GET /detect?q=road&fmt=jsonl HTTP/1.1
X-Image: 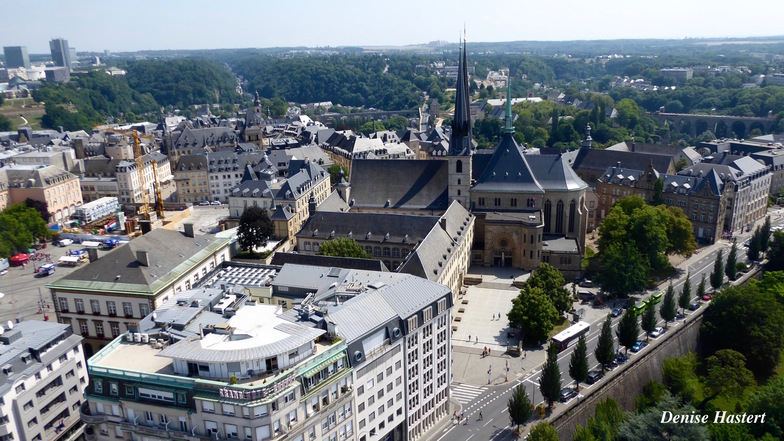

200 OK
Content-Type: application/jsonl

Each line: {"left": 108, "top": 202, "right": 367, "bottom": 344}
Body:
{"left": 439, "top": 210, "right": 775, "bottom": 441}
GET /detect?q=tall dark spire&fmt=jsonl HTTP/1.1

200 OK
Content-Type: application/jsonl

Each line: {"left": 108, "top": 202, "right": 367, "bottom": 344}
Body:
{"left": 503, "top": 72, "right": 514, "bottom": 135}
{"left": 449, "top": 32, "right": 473, "bottom": 156}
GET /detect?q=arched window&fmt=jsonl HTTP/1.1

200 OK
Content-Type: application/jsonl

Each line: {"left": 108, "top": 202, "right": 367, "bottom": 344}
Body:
{"left": 456, "top": 160, "right": 463, "bottom": 173}
{"left": 543, "top": 200, "right": 552, "bottom": 233}
{"left": 555, "top": 200, "right": 564, "bottom": 234}
{"left": 568, "top": 200, "right": 576, "bottom": 233}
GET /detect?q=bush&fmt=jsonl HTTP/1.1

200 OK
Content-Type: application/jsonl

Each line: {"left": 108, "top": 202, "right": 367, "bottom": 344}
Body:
{"left": 536, "top": 403, "right": 547, "bottom": 418}
{"left": 229, "top": 375, "right": 238, "bottom": 385}
{"left": 736, "top": 262, "right": 747, "bottom": 273}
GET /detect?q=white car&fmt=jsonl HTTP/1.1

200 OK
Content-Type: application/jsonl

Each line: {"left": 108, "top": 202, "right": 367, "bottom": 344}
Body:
{"left": 59, "top": 239, "right": 74, "bottom": 247}
{"left": 210, "top": 201, "right": 222, "bottom": 206}
{"left": 199, "top": 201, "right": 210, "bottom": 206}
{"left": 650, "top": 327, "right": 665, "bottom": 338}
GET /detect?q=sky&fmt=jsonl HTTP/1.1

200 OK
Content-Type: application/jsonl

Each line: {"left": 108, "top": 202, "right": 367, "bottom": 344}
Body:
{"left": 4, "top": 0, "right": 784, "bottom": 54}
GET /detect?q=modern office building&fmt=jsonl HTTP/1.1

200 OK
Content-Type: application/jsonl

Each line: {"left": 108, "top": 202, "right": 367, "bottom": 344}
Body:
{"left": 3, "top": 46, "right": 30, "bottom": 69}
{"left": 0, "top": 321, "right": 88, "bottom": 441}
{"left": 49, "top": 38, "right": 71, "bottom": 70}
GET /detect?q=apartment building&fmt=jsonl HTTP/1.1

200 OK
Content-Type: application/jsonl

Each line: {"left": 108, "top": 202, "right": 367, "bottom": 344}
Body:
{"left": 173, "top": 155, "right": 210, "bottom": 204}
{"left": 48, "top": 228, "right": 231, "bottom": 356}
{"left": 0, "top": 321, "right": 87, "bottom": 441}
{"left": 0, "top": 164, "right": 83, "bottom": 223}
{"left": 115, "top": 152, "right": 173, "bottom": 206}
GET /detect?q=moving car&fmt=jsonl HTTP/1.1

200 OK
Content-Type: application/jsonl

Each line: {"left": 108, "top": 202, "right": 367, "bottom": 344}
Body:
{"left": 650, "top": 327, "right": 665, "bottom": 338}
{"left": 587, "top": 370, "right": 604, "bottom": 384}
{"left": 611, "top": 307, "right": 623, "bottom": 317}
{"left": 631, "top": 341, "right": 648, "bottom": 353}
{"left": 559, "top": 388, "right": 579, "bottom": 402}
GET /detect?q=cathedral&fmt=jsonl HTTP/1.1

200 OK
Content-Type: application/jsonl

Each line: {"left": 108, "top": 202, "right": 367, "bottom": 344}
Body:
{"left": 345, "top": 40, "right": 588, "bottom": 278}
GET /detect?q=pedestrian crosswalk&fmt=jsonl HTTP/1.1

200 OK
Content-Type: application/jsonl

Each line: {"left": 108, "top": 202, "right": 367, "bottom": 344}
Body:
{"left": 450, "top": 383, "right": 486, "bottom": 404}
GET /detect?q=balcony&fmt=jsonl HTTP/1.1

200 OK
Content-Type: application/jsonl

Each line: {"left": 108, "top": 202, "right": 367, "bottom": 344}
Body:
{"left": 79, "top": 403, "right": 108, "bottom": 424}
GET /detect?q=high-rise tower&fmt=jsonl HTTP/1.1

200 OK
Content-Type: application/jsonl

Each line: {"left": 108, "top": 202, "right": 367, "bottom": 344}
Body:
{"left": 49, "top": 38, "right": 72, "bottom": 70}
{"left": 3, "top": 46, "right": 30, "bottom": 69}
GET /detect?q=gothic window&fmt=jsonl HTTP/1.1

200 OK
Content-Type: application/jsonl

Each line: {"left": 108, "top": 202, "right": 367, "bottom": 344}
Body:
{"left": 568, "top": 200, "right": 576, "bottom": 233}
{"left": 555, "top": 201, "right": 564, "bottom": 234}
{"left": 543, "top": 200, "right": 552, "bottom": 233}
{"left": 456, "top": 160, "right": 463, "bottom": 173}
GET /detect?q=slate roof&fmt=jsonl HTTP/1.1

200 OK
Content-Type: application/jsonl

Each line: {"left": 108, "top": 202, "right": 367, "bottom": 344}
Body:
{"left": 473, "top": 134, "right": 544, "bottom": 194}
{"left": 526, "top": 154, "right": 588, "bottom": 192}
{"left": 173, "top": 127, "right": 239, "bottom": 151}
{"left": 349, "top": 159, "right": 449, "bottom": 210}
{"left": 315, "top": 190, "right": 350, "bottom": 213}
{"left": 572, "top": 148, "right": 674, "bottom": 181}
{"left": 46, "top": 229, "right": 231, "bottom": 296}
{"left": 0, "top": 164, "right": 77, "bottom": 188}
{"left": 270, "top": 253, "right": 388, "bottom": 272}
{"left": 175, "top": 154, "right": 209, "bottom": 172}
{"left": 296, "top": 211, "right": 439, "bottom": 244}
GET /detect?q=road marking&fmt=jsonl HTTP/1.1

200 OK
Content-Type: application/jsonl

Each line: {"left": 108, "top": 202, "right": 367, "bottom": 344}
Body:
{"left": 451, "top": 383, "right": 488, "bottom": 405}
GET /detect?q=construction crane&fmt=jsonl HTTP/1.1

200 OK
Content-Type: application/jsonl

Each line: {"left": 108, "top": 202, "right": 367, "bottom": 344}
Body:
{"left": 151, "top": 160, "right": 165, "bottom": 219}
{"left": 132, "top": 130, "right": 152, "bottom": 225}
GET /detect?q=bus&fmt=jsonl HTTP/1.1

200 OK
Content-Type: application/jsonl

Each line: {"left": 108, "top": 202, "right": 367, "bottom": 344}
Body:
{"left": 633, "top": 302, "right": 648, "bottom": 317}
{"left": 551, "top": 321, "right": 591, "bottom": 352}
{"left": 649, "top": 292, "right": 663, "bottom": 305}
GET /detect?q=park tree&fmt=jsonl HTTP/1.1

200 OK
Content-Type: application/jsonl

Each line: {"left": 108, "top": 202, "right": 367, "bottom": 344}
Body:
{"left": 641, "top": 300, "right": 657, "bottom": 340}
{"left": 635, "top": 381, "right": 667, "bottom": 412}
{"left": 701, "top": 284, "right": 784, "bottom": 377}
{"left": 572, "top": 424, "right": 596, "bottom": 441}
{"left": 678, "top": 272, "right": 691, "bottom": 313}
{"left": 761, "top": 215, "right": 772, "bottom": 252}
{"left": 662, "top": 353, "right": 698, "bottom": 403}
{"left": 24, "top": 198, "right": 50, "bottom": 222}
{"left": 767, "top": 231, "right": 784, "bottom": 271}
{"left": 525, "top": 263, "right": 572, "bottom": 316}
{"left": 746, "top": 376, "right": 784, "bottom": 439}
{"left": 661, "top": 206, "right": 697, "bottom": 256}
{"left": 0, "top": 204, "right": 50, "bottom": 258}
{"left": 237, "top": 206, "right": 274, "bottom": 252}
{"left": 700, "top": 349, "right": 755, "bottom": 408}
{"left": 750, "top": 271, "right": 784, "bottom": 304}
{"left": 661, "top": 283, "right": 677, "bottom": 327}
{"left": 696, "top": 273, "right": 707, "bottom": 300}
{"left": 569, "top": 334, "right": 589, "bottom": 391}
{"left": 600, "top": 241, "right": 648, "bottom": 298}
{"left": 0, "top": 114, "right": 10, "bottom": 132}
{"left": 586, "top": 398, "right": 625, "bottom": 440}
{"left": 616, "top": 305, "right": 640, "bottom": 354}
{"left": 508, "top": 286, "right": 559, "bottom": 344}
{"left": 710, "top": 249, "right": 724, "bottom": 289}
{"left": 595, "top": 315, "right": 616, "bottom": 371}
{"left": 528, "top": 421, "right": 559, "bottom": 441}
{"left": 507, "top": 384, "right": 532, "bottom": 432}
{"left": 539, "top": 342, "right": 562, "bottom": 409}
{"left": 317, "top": 238, "right": 370, "bottom": 258}
{"left": 725, "top": 241, "right": 738, "bottom": 280}
{"left": 747, "top": 226, "right": 762, "bottom": 261}
{"left": 616, "top": 393, "right": 709, "bottom": 441}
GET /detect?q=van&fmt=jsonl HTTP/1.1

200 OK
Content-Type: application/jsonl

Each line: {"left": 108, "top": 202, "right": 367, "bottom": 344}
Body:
{"left": 37, "top": 263, "right": 56, "bottom": 276}
{"left": 0, "top": 258, "right": 9, "bottom": 272}
{"left": 578, "top": 290, "right": 595, "bottom": 301}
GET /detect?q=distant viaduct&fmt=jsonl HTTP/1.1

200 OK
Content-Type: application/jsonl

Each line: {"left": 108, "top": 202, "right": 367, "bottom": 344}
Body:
{"left": 651, "top": 112, "right": 776, "bottom": 139}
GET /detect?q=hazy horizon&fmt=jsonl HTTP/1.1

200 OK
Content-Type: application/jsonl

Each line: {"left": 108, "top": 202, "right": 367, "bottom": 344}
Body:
{"left": 3, "top": 0, "right": 784, "bottom": 54}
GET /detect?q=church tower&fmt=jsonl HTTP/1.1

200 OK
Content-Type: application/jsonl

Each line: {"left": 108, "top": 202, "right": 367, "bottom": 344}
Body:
{"left": 581, "top": 124, "right": 592, "bottom": 149}
{"left": 447, "top": 34, "right": 473, "bottom": 208}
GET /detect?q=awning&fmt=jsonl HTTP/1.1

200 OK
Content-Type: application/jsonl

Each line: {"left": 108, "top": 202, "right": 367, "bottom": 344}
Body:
{"left": 59, "top": 256, "right": 79, "bottom": 263}
{"left": 301, "top": 353, "right": 344, "bottom": 379}
{"left": 82, "top": 241, "right": 101, "bottom": 248}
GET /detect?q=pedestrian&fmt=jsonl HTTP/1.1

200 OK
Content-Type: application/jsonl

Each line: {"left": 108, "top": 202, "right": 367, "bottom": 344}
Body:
{"left": 492, "top": 313, "right": 495, "bottom": 320}
{"left": 479, "top": 411, "right": 483, "bottom": 420}
{"left": 498, "top": 312, "right": 501, "bottom": 320}
{"left": 489, "top": 348, "right": 491, "bottom": 355}
{"left": 468, "top": 334, "right": 471, "bottom": 342}
{"left": 475, "top": 336, "right": 478, "bottom": 343}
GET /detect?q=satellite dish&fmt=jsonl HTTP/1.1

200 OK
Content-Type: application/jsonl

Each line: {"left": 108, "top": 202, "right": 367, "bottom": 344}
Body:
{"left": 6, "top": 321, "right": 13, "bottom": 330}
{"left": 0, "top": 326, "right": 5, "bottom": 334}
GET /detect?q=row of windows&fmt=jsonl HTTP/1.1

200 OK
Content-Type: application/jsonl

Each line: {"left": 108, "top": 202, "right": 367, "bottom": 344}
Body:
{"left": 59, "top": 298, "right": 149, "bottom": 317}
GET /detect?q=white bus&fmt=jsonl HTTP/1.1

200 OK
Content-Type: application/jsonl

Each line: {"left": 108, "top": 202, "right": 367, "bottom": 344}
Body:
{"left": 551, "top": 321, "right": 591, "bottom": 352}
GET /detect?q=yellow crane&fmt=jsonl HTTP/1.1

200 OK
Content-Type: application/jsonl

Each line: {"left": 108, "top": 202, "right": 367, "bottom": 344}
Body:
{"left": 151, "top": 160, "right": 165, "bottom": 219}
{"left": 132, "top": 130, "right": 151, "bottom": 221}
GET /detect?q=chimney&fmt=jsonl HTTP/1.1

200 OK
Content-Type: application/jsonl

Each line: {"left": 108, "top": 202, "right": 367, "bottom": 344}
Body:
{"left": 136, "top": 250, "right": 150, "bottom": 267}
{"left": 183, "top": 223, "right": 195, "bottom": 238}
{"left": 87, "top": 248, "right": 99, "bottom": 263}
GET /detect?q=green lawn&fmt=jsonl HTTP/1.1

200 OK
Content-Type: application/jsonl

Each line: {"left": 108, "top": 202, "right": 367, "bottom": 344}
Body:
{"left": 1, "top": 97, "right": 35, "bottom": 109}
{"left": 11, "top": 114, "right": 42, "bottom": 129}
{"left": 548, "top": 317, "right": 571, "bottom": 338}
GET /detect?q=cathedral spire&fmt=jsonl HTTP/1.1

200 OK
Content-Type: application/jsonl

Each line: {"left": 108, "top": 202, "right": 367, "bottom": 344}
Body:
{"left": 449, "top": 29, "right": 473, "bottom": 156}
{"left": 503, "top": 73, "right": 514, "bottom": 135}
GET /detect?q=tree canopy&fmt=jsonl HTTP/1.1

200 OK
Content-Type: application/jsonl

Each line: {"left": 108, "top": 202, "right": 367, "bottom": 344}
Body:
{"left": 527, "top": 421, "right": 559, "bottom": 441}
{"left": 508, "top": 286, "right": 560, "bottom": 344}
{"left": 701, "top": 349, "right": 755, "bottom": 406}
{"left": 595, "top": 315, "right": 616, "bottom": 371}
{"left": 507, "top": 384, "right": 532, "bottom": 431}
{"left": 660, "top": 283, "right": 677, "bottom": 326}
{"left": 0, "top": 204, "right": 50, "bottom": 258}
{"left": 539, "top": 342, "right": 562, "bottom": 408}
{"left": 125, "top": 59, "right": 240, "bottom": 108}
{"left": 237, "top": 206, "right": 274, "bottom": 252}
{"left": 316, "top": 238, "right": 370, "bottom": 259}
{"left": 569, "top": 334, "right": 589, "bottom": 390}
{"left": 524, "top": 263, "right": 572, "bottom": 316}
{"left": 701, "top": 283, "right": 784, "bottom": 377}
{"left": 616, "top": 306, "right": 640, "bottom": 353}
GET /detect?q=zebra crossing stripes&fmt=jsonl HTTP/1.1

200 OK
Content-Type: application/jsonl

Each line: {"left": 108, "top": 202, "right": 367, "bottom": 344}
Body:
{"left": 450, "top": 383, "right": 486, "bottom": 404}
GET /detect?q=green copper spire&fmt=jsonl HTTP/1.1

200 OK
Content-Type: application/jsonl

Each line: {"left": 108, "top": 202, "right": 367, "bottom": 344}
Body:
{"left": 503, "top": 72, "right": 515, "bottom": 134}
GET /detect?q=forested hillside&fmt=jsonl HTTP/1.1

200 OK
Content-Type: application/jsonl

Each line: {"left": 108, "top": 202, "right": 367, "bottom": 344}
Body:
{"left": 125, "top": 59, "right": 240, "bottom": 108}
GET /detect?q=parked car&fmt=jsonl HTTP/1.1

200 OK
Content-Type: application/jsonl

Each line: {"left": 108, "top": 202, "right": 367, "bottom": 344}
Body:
{"left": 624, "top": 299, "right": 635, "bottom": 309}
{"left": 611, "top": 307, "right": 623, "bottom": 317}
{"left": 702, "top": 294, "right": 712, "bottom": 301}
{"left": 650, "top": 327, "right": 665, "bottom": 338}
{"left": 578, "top": 290, "right": 595, "bottom": 302}
{"left": 631, "top": 341, "right": 648, "bottom": 353}
{"left": 58, "top": 239, "right": 74, "bottom": 247}
{"left": 559, "top": 388, "right": 579, "bottom": 402}
{"left": 689, "top": 302, "right": 700, "bottom": 311}
{"left": 36, "top": 263, "right": 56, "bottom": 276}
{"left": 579, "top": 279, "right": 594, "bottom": 288}
{"left": 587, "top": 370, "right": 604, "bottom": 384}
{"left": 614, "top": 351, "right": 629, "bottom": 365}
{"left": 210, "top": 201, "right": 222, "bottom": 206}
{"left": 199, "top": 201, "right": 210, "bottom": 206}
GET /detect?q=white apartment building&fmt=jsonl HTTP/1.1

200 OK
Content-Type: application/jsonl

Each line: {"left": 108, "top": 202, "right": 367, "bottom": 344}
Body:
{"left": 115, "top": 152, "right": 173, "bottom": 206}
{"left": 0, "top": 321, "right": 88, "bottom": 441}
